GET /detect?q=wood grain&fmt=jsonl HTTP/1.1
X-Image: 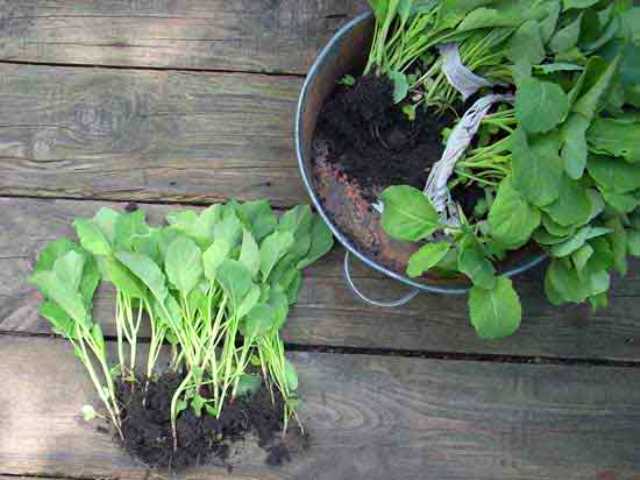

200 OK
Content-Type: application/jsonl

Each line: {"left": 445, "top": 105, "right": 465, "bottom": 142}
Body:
{"left": 1, "top": 335, "right": 639, "bottom": 480}
{"left": 0, "top": 1, "right": 366, "bottom": 74}
{"left": 2, "top": 196, "right": 640, "bottom": 361}
{"left": 0, "top": 63, "right": 308, "bottom": 206}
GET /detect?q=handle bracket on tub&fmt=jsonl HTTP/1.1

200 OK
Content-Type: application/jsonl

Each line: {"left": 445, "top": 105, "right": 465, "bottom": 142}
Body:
{"left": 343, "top": 251, "right": 420, "bottom": 308}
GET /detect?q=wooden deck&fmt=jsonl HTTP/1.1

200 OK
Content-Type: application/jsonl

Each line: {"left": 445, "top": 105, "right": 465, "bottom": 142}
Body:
{"left": 0, "top": 3, "right": 639, "bottom": 479}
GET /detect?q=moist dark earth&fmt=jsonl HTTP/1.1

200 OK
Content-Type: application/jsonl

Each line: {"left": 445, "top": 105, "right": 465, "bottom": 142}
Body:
{"left": 314, "top": 74, "right": 454, "bottom": 200}
{"left": 116, "top": 373, "right": 300, "bottom": 470}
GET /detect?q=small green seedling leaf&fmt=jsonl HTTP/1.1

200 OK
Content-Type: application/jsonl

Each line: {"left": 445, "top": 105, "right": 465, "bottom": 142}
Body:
{"left": 381, "top": 185, "right": 440, "bottom": 241}
{"left": 165, "top": 236, "right": 203, "bottom": 295}
{"left": 81, "top": 405, "right": 97, "bottom": 422}
{"left": 284, "top": 359, "right": 299, "bottom": 391}
{"left": 239, "top": 229, "right": 260, "bottom": 278}
{"left": 469, "top": 276, "right": 522, "bottom": 339}
{"left": 338, "top": 74, "right": 356, "bottom": 87}
{"left": 515, "top": 77, "right": 569, "bottom": 134}
{"left": 406, "top": 241, "right": 451, "bottom": 278}
{"left": 260, "top": 230, "right": 295, "bottom": 281}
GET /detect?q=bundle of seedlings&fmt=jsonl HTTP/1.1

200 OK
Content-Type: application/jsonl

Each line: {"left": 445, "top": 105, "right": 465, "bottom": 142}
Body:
{"left": 314, "top": 0, "right": 640, "bottom": 338}
{"left": 30, "top": 200, "right": 334, "bottom": 468}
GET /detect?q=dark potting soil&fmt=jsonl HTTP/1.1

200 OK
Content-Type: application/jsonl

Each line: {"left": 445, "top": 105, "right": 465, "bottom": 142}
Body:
{"left": 117, "top": 373, "right": 300, "bottom": 470}
{"left": 314, "top": 74, "right": 455, "bottom": 200}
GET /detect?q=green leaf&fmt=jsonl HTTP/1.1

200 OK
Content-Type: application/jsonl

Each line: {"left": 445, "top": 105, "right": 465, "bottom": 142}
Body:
{"left": 239, "top": 229, "right": 260, "bottom": 278}
{"left": 40, "top": 301, "right": 75, "bottom": 338}
{"left": 260, "top": 230, "right": 295, "bottom": 280}
{"left": 215, "top": 207, "right": 243, "bottom": 248}
{"left": 338, "top": 74, "right": 357, "bottom": 87}
{"left": 114, "top": 210, "right": 148, "bottom": 250}
{"left": 238, "top": 200, "right": 277, "bottom": 242}
{"left": 515, "top": 77, "right": 569, "bottom": 134}
{"left": 115, "top": 251, "right": 168, "bottom": 302}
{"left": 216, "top": 259, "right": 253, "bottom": 307}
{"left": 539, "top": 0, "right": 562, "bottom": 43}
{"left": 509, "top": 20, "right": 546, "bottom": 65}
{"left": 587, "top": 116, "right": 640, "bottom": 163}
{"left": 235, "top": 374, "right": 262, "bottom": 398}
{"left": 73, "top": 219, "right": 112, "bottom": 256}
{"left": 627, "top": 230, "right": 640, "bottom": 256}
{"left": 267, "top": 287, "right": 290, "bottom": 330}
{"left": 549, "top": 225, "right": 609, "bottom": 257}
{"left": 93, "top": 208, "right": 120, "bottom": 244}
{"left": 563, "top": 0, "right": 599, "bottom": 10}
{"left": 406, "top": 241, "right": 451, "bottom": 278}
{"left": 436, "top": 0, "right": 495, "bottom": 29}
{"left": 561, "top": 113, "right": 591, "bottom": 179}
{"left": 388, "top": 71, "right": 409, "bottom": 103}
{"left": 534, "top": 62, "right": 584, "bottom": 74}
{"left": 588, "top": 154, "right": 640, "bottom": 193}
{"left": 278, "top": 205, "right": 313, "bottom": 262}
{"left": 545, "top": 258, "right": 589, "bottom": 303}
{"left": 458, "top": 236, "right": 496, "bottom": 289}
{"left": 98, "top": 256, "right": 145, "bottom": 298}
{"left": 165, "top": 236, "right": 203, "bottom": 295}
{"left": 34, "top": 238, "right": 77, "bottom": 273}
{"left": 605, "top": 217, "right": 628, "bottom": 274}
{"left": 202, "top": 239, "right": 231, "bottom": 281}
{"left": 242, "top": 303, "right": 275, "bottom": 338}
{"left": 381, "top": 185, "right": 440, "bottom": 241}
{"left": 53, "top": 250, "right": 86, "bottom": 293}
{"left": 91, "top": 323, "right": 105, "bottom": 352}
{"left": 601, "top": 190, "right": 639, "bottom": 213}
{"left": 81, "top": 405, "right": 97, "bottom": 422}
{"left": 30, "top": 271, "right": 89, "bottom": 327}
{"left": 512, "top": 128, "right": 564, "bottom": 207}
{"left": 573, "top": 55, "right": 620, "bottom": 118}
{"left": 369, "top": 0, "right": 390, "bottom": 22}
{"left": 284, "top": 359, "right": 299, "bottom": 391}
{"left": 572, "top": 243, "right": 594, "bottom": 271}
{"left": 457, "top": 2, "right": 550, "bottom": 31}
{"left": 543, "top": 213, "right": 576, "bottom": 236}
{"left": 166, "top": 206, "right": 220, "bottom": 248}
{"left": 468, "top": 276, "right": 522, "bottom": 339}
{"left": 542, "top": 174, "right": 592, "bottom": 226}
{"left": 297, "top": 216, "right": 334, "bottom": 269}
{"left": 488, "top": 175, "right": 541, "bottom": 248}
{"left": 550, "top": 12, "right": 583, "bottom": 52}
{"left": 237, "top": 284, "right": 261, "bottom": 319}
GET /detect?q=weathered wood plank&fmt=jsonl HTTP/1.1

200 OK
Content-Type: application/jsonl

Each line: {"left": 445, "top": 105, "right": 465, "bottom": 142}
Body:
{"left": 0, "top": 63, "right": 307, "bottom": 206}
{"left": 0, "top": 1, "right": 365, "bottom": 74}
{"left": 2, "top": 197, "right": 640, "bottom": 361}
{"left": 1, "top": 335, "right": 639, "bottom": 480}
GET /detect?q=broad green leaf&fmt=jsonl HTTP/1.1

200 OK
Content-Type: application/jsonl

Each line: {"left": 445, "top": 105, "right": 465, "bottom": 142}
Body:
{"left": 79, "top": 255, "right": 100, "bottom": 305}
{"left": 260, "top": 230, "right": 295, "bottom": 280}
{"left": 534, "top": 62, "right": 584, "bottom": 74}
{"left": 605, "top": 217, "right": 628, "bottom": 274}
{"left": 543, "top": 213, "right": 576, "bottom": 237}
{"left": 215, "top": 208, "right": 243, "bottom": 248}
{"left": 406, "top": 241, "right": 451, "bottom": 278}
{"left": 73, "top": 219, "right": 112, "bottom": 256}
{"left": 539, "top": 0, "right": 562, "bottom": 43}
{"left": 457, "top": 2, "right": 550, "bottom": 31}
{"left": 239, "top": 229, "right": 260, "bottom": 278}
{"left": 53, "top": 250, "right": 85, "bottom": 293}
{"left": 268, "top": 287, "right": 290, "bottom": 330}
{"left": 242, "top": 303, "right": 275, "bottom": 338}
{"left": 515, "top": 77, "right": 569, "bottom": 134}
{"left": 572, "top": 243, "right": 594, "bottom": 271}
{"left": 509, "top": 20, "right": 545, "bottom": 65}
{"left": 601, "top": 190, "right": 639, "bottom": 213}
{"left": 114, "top": 210, "right": 148, "bottom": 250}
{"left": 436, "top": 0, "right": 495, "bottom": 29}
{"left": 235, "top": 374, "right": 262, "bottom": 398}
{"left": 381, "top": 185, "right": 440, "bottom": 241}
{"left": 628, "top": 230, "right": 640, "bottom": 256}
{"left": 549, "top": 225, "right": 609, "bottom": 257}
{"left": 588, "top": 154, "right": 640, "bottom": 193}
{"left": 468, "top": 276, "right": 522, "bottom": 339}
{"left": 91, "top": 323, "right": 105, "bottom": 352}
{"left": 589, "top": 236, "right": 615, "bottom": 271}
{"left": 238, "top": 199, "right": 277, "bottom": 241}
{"left": 563, "top": 0, "right": 599, "bottom": 10}
{"left": 512, "top": 128, "right": 563, "bottom": 207}
{"left": 297, "top": 216, "right": 334, "bottom": 269}
{"left": 458, "top": 236, "right": 496, "bottom": 289}
{"left": 389, "top": 71, "right": 409, "bottom": 103}
{"left": 369, "top": 0, "right": 390, "bottom": 22}
{"left": 542, "top": 174, "right": 592, "bottom": 226}
{"left": 115, "top": 251, "right": 168, "bottom": 302}
{"left": 284, "top": 359, "right": 299, "bottom": 391}
{"left": 34, "top": 238, "right": 77, "bottom": 273}
{"left": 98, "top": 256, "right": 145, "bottom": 298}
{"left": 93, "top": 208, "right": 120, "bottom": 244}
{"left": 587, "top": 116, "right": 640, "bottom": 163}
{"left": 40, "top": 301, "right": 75, "bottom": 338}
{"left": 561, "top": 113, "right": 591, "bottom": 179}
{"left": 165, "top": 236, "right": 203, "bottom": 295}
{"left": 279, "top": 205, "right": 313, "bottom": 262}
{"left": 236, "top": 284, "right": 261, "bottom": 319}
{"left": 534, "top": 228, "right": 571, "bottom": 245}
{"left": 202, "top": 238, "right": 231, "bottom": 281}
{"left": 216, "top": 259, "right": 253, "bottom": 307}
{"left": 30, "top": 271, "right": 88, "bottom": 327}
{"left": 550, "top": 12, "right": 583, "bottom": 52}
{"left": 166, "top": 206, "right": 220, "bottom": 248}
{"left": 544, "top": 258, "right": 589, "bottom": 303}
{"left": 573, "top": 55, "right": 620, "bottom": 118}
{"left": 488, "top": 175, "right": 541, "bottom": 248}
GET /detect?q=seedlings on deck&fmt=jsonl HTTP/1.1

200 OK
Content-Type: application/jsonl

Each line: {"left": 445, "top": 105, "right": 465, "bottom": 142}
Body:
{"left": 30, "top": 200, "right": 334, "bottom": 468}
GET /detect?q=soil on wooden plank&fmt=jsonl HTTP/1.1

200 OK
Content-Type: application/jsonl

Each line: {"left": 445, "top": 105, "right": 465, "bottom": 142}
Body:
{"left": 116, "top": 372, "right": 304, "bottom": 470}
